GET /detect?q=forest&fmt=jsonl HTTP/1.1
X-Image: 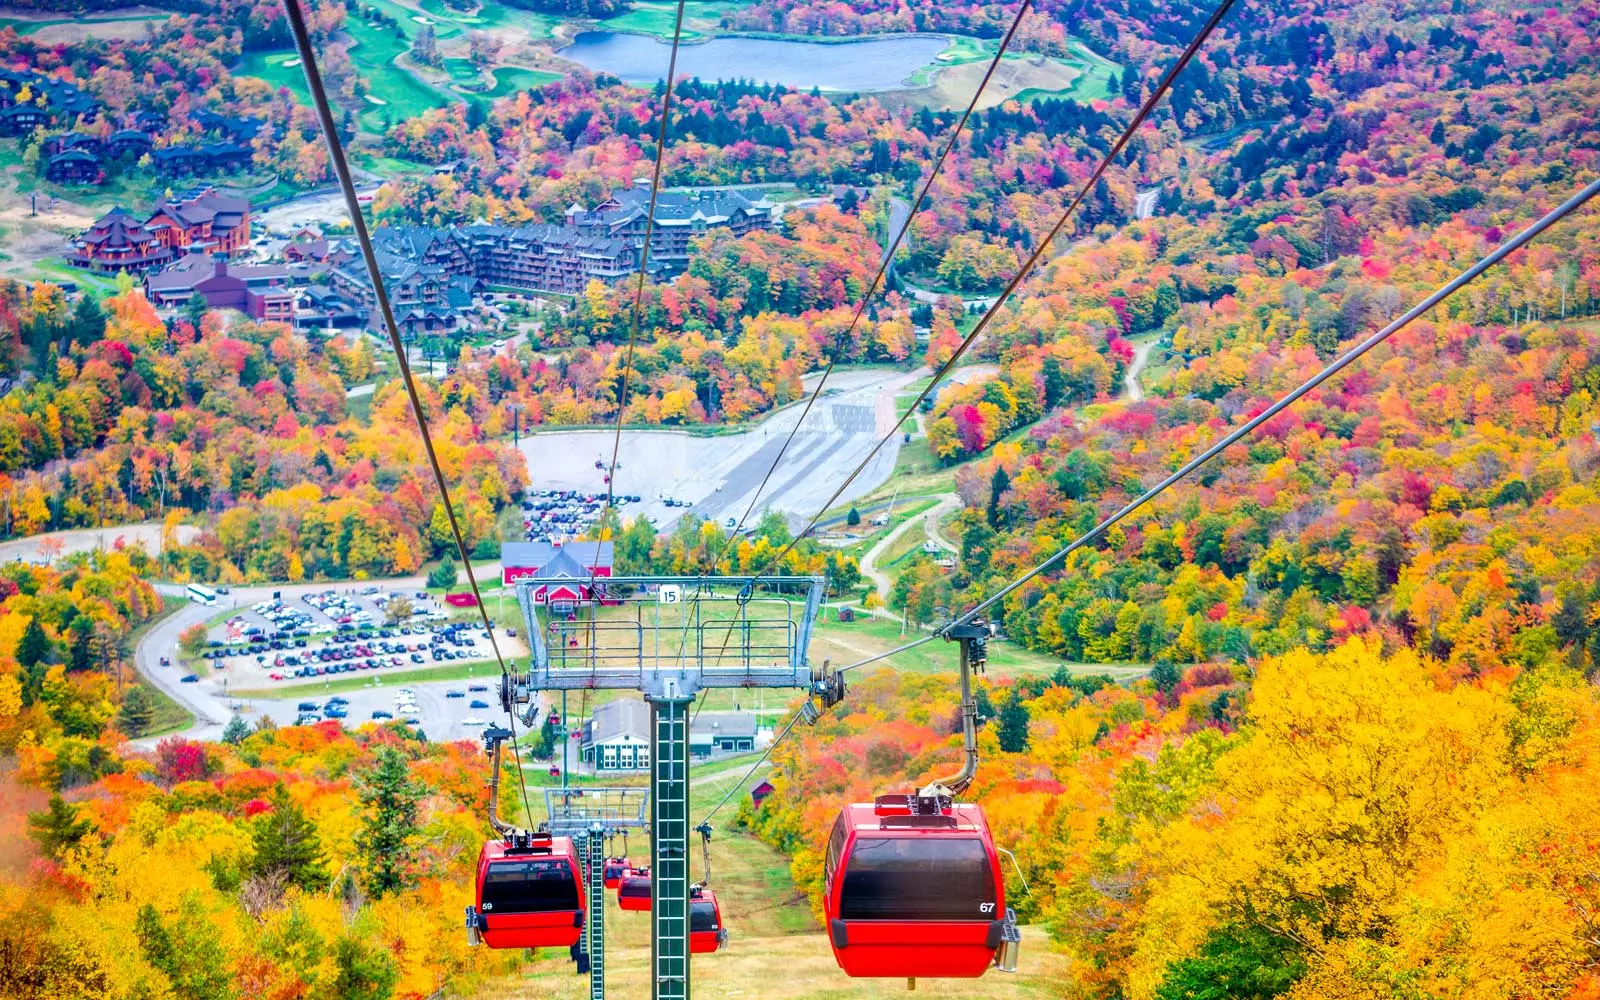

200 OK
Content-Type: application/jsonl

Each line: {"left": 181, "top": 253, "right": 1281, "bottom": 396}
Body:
{"left": 2, "top": 0, "right": 1600, "bottom": 994}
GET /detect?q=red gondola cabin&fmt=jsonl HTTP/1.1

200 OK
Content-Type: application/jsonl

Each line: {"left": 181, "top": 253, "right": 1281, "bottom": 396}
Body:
{"left": 822, "top": 797, "right": 1005, "bottom": 979}
{"left": 689, "top": 887, "right": 728, "bottom": 954}
{"left": 603, "top": 857, "right": 631, "bottom": 889}
{"left": 617, "top": 868, "right": 652, "bottom": 912}
{"left": 468, "top": 834, "right": 584, "bottom": 949}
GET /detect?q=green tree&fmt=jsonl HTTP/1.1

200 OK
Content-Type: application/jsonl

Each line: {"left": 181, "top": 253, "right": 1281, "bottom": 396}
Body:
{"left": 183, "top": 290, "right": 208, "bottom": 332}
{"left": 68, "top": 615, "right": 94, "bottom": 672}
{"left": 987, "top": 466, "right": 1011, "bottom": 528}
{"left": 847, "top": 507, "right": 861, "bottom": 527}
{"left": 27, "top": 794, "right": 93, "bottom": 858}
{"left": 135, "top": 895, "right": 237, "bottom": 1000}
{"left": 222, "top": 713, "right": 251, "bottom": 745}
{"left": 995, "top": 691, "right": 1031, "bottom": 753}
{"left": 116, "top": 686, "right": 156, "bottom": 737}
{"left": 17, "top": 617, "right": 52, "bottom": 668}
{"left": 426, "top": 555, "right": 458, "bottom": 590}
{"left": 250, "top": 784, "right": 329, "bottom": 890}
{"left": 1153, "top": 925, "right": 1305, "bottom": 1000}
{"left": 1150, "top": 658, "right": 1181, "bottom": 694}
{"left": 355, "top": 746, "right": 425, "bottom": 898}
{"left": 330, "top": 935, "right": 398, "bottom": 1000}
{"left": 68, "top": 293, "right": 104, "bottom": 347}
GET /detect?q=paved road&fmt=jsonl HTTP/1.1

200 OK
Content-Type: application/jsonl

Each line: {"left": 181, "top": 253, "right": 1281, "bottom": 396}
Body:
{"left": 859, "top": 495, "right": 961, "bottom": 601}
{"left": 0, "top": 522, "right": 201, "bottom": 565}
{"left": 884, "top": 197, "right": 912, "bottom": 271}
{"left": 1135, "top": 188, "right": 1160, "bottom": 220}
{"left": 1125, "top": 336, "right": 1156, "bottom": 403}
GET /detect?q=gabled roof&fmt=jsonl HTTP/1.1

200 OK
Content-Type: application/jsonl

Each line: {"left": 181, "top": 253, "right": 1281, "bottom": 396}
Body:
{"left": 690, "top": 712, "right": 760, "bottom": 741}
{"left": 584, "top": 698, "right": 651, "bottom": 745}
{"left": 502, "top": 540, "right": 614, "bottom": 571}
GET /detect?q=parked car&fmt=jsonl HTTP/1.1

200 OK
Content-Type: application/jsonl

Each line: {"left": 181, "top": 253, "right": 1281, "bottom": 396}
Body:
{"left": 446, "top": 690, "right": 465, "bottom": 699}
{"left": 469, "top": 700, "right": 490, "bottom": 709}
{"left": 179, "top": 674, "right": 199, "bottom": 683}
{"left": 371, "top": 710, "right": 393, "bottom": 720}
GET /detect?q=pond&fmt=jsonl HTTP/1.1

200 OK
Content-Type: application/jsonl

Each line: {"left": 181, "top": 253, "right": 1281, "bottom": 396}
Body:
{"left": 558, "top": 31, "right": 952, "bottom": 92}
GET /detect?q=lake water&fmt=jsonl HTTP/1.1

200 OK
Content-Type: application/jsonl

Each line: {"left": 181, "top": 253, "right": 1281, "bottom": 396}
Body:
{"left": 559, "top": 32, "right": 951, "bottom": 92}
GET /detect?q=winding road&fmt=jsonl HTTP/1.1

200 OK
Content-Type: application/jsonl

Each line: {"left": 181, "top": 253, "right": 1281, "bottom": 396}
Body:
{"left": 859, "top": 494, "right": 961, "bottom": 601}
{"left": 858, "top": 331, "right": 1160, "bottom": 602}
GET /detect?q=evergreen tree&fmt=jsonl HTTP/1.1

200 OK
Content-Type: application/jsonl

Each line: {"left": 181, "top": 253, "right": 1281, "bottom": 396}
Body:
{"left": 535, "top": 714, "right": 558, "bottom": 758}
{"left": 136, "top": 896, "right": 238, "bottom": 1000}
{"left": 69, "top": 616, "right": 94, "bottom": 672}
{"left": 426, "top": 555, "right": 458, "bottom": 589}
{"left": 250, "top": 784, "right": 329, "bottom": 890}
{"left": 17, "top": 617, "right": 52, "bottom": 668}
{"left": 355, "top": 746, "right": 424, "bottom": 898}
{"left": 846, "top": 507, "right": 861, "bottom": 527}
{"left": 987, "top": 466, "right": 1011, "bottom": 529}
{"left": 222, "top": 713, "right": 251, "bottom": 745}
{"left": 183, "top": 290, "right": 208, "bottom": 332}
{"left": 995, "top": 691, "right": 1031, "bottom": 753}
{"left": 116, "top": 686, "right": 156, "bottom": 737}
{"left": 1150, "top": 657, "right": 1181, "bottom": 694}
{"left": 28, "top": 794, "right": 93, "bottom": 858}
{"left": 68, "top": 293, "right": 104, "bottom": 347}
{"left": 1041, "top": 356, "right": 1068, "bottom": 408}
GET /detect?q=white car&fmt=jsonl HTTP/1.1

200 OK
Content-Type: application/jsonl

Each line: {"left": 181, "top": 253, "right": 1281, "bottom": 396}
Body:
{"left": 461, "top": 716, "right": 486, "bottom": 727}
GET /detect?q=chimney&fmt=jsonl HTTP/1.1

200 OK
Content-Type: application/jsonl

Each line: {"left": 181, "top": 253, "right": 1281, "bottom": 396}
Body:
{"left": 211, "top": 252, "right": 227, "bottom": 279}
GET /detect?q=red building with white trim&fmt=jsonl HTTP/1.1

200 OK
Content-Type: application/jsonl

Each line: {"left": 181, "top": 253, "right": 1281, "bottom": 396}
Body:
{"left": 502, "top": 541, "right": 614, "bottom": 602}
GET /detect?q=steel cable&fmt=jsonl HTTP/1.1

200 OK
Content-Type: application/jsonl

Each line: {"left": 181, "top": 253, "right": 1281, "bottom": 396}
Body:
{"left": 700, "top": 0, "right": 1037, "bottom": 575}
{"left": 832, "top": 175, "right": 1600, "bottom": 671}
{"left": 738, "top": 0, "right": 1242, "bottom": 592}
{"left": 283, "top": 0, "right": 536, "bottom": 826}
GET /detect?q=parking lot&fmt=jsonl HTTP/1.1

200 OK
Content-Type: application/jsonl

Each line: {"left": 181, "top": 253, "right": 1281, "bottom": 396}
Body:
{"left": 187, "top": 587, "right": 528, "bottom": 690}
{"left": 521, "top": 488, "right": 641, "bottom": 544}
{"left": 247, "top": 675, "right": 526, "bottom": 743}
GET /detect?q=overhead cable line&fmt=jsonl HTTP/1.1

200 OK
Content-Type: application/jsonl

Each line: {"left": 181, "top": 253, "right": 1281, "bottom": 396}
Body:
{"left": 701, "top": 710, "right": 800, "bottom": 823}
{"left": 830, "top": 174, "right": 1600, "bottom": 674}
{"left": 602, "top": 0, "right": 689, "bottom": 514}
{"left": 726, "top": 176, "right": 1600, "bottom": 809}
{"left": 702, "top": 0, "right": 1037, "bottom": 573}
{"left": 283, "top": 0, "right": 535, "bottom": 824}
{"left": 737, "top": 0, "right": 1241, "bottom": 590}
{"left": 584, "top": 0, "right": 690, "bottom": 616}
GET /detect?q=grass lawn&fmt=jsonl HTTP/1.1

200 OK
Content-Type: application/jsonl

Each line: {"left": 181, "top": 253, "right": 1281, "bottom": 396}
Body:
{"left": 235, "top": 50, "right": 312, "bottom": 102}
{"left": 484, "top": 66, "right": 563, "bottom": 98}
{"left": 809, "top": 612, "right": 1148, "bottom": 681}
{"left": 24, "top": 259, "right": 120, "bottom": 296}
{"left": 878, "top": 518, "right": 928, "bottom": 569}
{"left": 141, "top": 683, "right": 198, "bottom": 738}
{"left": 125, "top": 597, "right": 197, "bottom": 737}
{"left": 231, "top": 659, "right": 509, "bottom": 699}
{"left": 598, "top": 0, "right": 747, "bottom": 40}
